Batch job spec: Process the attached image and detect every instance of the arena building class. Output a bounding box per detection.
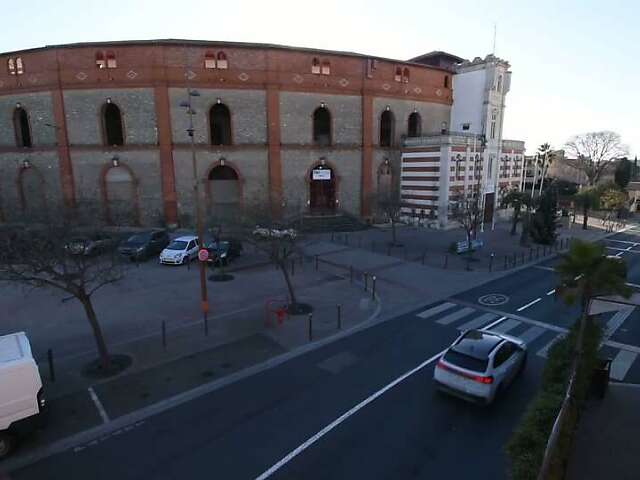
[0,39,523,228]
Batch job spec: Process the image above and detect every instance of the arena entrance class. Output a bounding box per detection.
[309,165,335,214]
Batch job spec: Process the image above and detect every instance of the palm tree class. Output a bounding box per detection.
[502,190,530,236]
[537,143,555,196]
[557,240,630,333]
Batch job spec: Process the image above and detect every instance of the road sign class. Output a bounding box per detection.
[198,248,209,262]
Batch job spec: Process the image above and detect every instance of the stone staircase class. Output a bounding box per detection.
[289,213,369,233]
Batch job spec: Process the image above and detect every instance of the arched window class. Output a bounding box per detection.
[321,60,331,75]
[379,110,395,147]
[313,106,331,146]
[402,67,410,83]
[103,102,124,146]
[407,112,421,137]
[496,75,503,92]
[394,67,402,82]
[217,52,228,69]
[7,58,16,75]
[377,161,392,196]
[14,107,32,148]
[444,75,449,88]
[210,104,232,145]
[106,51,117,69]
[96,52,106,69]
[205,51,216,69]
[311,58,321,74]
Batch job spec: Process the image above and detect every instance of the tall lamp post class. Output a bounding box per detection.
[180,89,209,328]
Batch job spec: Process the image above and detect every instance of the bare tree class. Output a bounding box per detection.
[565,131,629,186]
[450,185,482,251]
[372,189,405,247]
[0,213,128,371]
[228,204,307,313]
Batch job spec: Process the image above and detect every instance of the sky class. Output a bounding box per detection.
[3,0,639,156]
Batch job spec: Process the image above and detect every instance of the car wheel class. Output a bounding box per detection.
[0,431,16,459]
[181,256,188,265]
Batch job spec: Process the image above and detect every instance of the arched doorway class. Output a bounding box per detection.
[208,165,240,219]
[105,166,138,225]
[309,164,336,214]
[19,167,47,221]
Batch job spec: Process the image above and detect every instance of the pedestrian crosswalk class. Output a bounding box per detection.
[414,300,640,383]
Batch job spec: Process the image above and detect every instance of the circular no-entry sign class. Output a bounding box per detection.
[198,248,209,262]
[478,293,509,306]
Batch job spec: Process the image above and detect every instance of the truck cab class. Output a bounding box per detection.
[0,332,46,458]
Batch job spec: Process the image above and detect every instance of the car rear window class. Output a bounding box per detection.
[443,350,488,373]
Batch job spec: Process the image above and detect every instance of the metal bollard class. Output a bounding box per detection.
[536,246,540,259]
[337,304,342,330]
[331,232,335,241]
[529,248,533,261]
[521,252,525,264]
[315,255,319,271]
[47,348,55,382]
[543,245,547,256]
[504,256,508,269]
[489,253,494,272]
[512,252,517,267]
[350,265,354,284]
[308,313,313,342]
[162,321,167,349]
[444,255,449,269]
[364,272,369,292]
[372,275,377,300]
[204,313,209,337]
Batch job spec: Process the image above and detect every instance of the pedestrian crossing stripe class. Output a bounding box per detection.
[415,301,640,381]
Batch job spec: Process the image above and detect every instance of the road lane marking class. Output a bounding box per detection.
[519,326,546,344]
[88,387,110,424]
[610,350,638,381]
[416,302,456,319]
[546,289,556,296]
[533,266,556,272]
[537,334,565,358]
[436,307,475,325]
[457,313,498,331]
[604,307,635,340]
[626,282,640,289]
[489,318,520,334]
[606,239,640,245]
[517,298,542,312]
[254,314,507,480]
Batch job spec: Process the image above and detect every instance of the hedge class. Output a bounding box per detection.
[506,317,602,480]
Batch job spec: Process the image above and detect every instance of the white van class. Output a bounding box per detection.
[0,332,46,458]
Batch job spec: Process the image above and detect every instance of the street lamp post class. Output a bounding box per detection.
[180,89,209,328]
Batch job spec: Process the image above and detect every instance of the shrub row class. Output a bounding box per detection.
[506,317,602,480]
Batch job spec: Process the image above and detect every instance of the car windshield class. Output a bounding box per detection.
[444,350,489,373]
[127,234,151,244]
[166,240,188,251]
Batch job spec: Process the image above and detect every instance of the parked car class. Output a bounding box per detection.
[159,236,200,265]
[118,229,170,261]
[205,238,243,266]
[253,226,297,241]
[65,233,116,256]
[1,332,47,459]
[434,329,527,405]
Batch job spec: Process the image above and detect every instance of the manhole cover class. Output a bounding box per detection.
[478,294,509,306]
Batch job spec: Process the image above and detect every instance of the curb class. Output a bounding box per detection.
[1,283,383,474]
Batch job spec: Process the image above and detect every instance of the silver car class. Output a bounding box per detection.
[434,329,527,405]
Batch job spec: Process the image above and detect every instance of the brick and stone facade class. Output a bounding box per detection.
[0,40,454,226]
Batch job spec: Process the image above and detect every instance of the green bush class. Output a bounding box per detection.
[506,318,602,479]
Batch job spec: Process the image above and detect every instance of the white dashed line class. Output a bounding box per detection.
[546,289,555,296]
[88,387,110,424]
[517,298,542,312]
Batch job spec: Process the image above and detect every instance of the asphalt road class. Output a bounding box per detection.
[8,228,640,480]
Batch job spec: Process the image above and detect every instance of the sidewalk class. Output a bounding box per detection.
[566,383,640,480]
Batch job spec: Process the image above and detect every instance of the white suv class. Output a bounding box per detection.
[159,236,199,265]
[434,329,527,405]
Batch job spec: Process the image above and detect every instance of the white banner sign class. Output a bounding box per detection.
[312,169,331,180]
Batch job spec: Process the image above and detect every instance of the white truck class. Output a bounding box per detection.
[0,332,46,458]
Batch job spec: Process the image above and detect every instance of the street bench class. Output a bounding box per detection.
[455,239,483,254]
